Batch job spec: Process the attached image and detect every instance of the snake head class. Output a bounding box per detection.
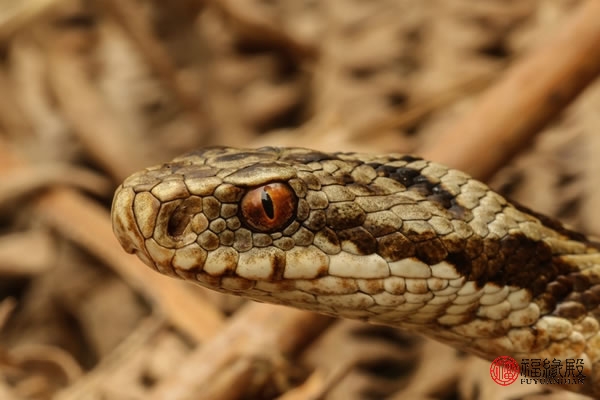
[112,146,459,315]
[112,147,307,282]
[111,146,584,328]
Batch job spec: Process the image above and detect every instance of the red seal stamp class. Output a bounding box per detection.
[490,356,520,386]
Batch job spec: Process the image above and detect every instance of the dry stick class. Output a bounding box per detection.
[0,140,224,343]
[355,72,496,141]
[0,0,56,40]
[55,316,166,400]
[0,297,17,331]
[102,0,207,123]
[46,49,149,182]
[149,302,332,400]
[0,163,112,207]
[0,381,25,400]
[0,231,54,277]
[388,341,463,400]
[276,364,354,400]
[0,68,34,139]
[212,0,318,62]
[421,0,600,181]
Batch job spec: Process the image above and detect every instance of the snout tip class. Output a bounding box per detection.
[111,185,145,255]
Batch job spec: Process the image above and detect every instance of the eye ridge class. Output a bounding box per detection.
[240,182,297,233]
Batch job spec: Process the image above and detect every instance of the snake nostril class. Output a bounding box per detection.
[167,197,204,238]
[167,210,189,238]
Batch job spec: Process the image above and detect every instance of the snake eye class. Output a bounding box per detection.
[240,183,297,232]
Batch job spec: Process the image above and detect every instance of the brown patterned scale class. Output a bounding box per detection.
[111,146,600,396]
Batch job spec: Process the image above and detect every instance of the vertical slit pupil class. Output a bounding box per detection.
[261,189,275,219]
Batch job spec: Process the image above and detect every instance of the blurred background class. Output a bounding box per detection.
[1,0,600,399]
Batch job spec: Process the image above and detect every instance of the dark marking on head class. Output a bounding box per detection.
[438,233,594,313]
[403,228,437,243]
[338,173,355,184]
[319,227,340,248]
[282,150,341,164]
[429,186,454,208]
[558,276,600,315]
[304,210,327,231]
[581,285,600,310]
[489,234,556,293]
[366,163,467,218]
[161,161,189,174]
[510,200,600,249]
[214,151,274,163]
[182,167,218,179]
[347,182,388,196]
[554,301,587,320]
[377,232,415,261]
[414,238,448,265]
[363,216,400,237]
[348,227,591,319]
[326,203,366,230]
[397,155,423,163]
[338,227,378,255]
[570,273,592,292]
[439,234,465,254]
[538,274,578,313]
[546,279,571,300]
[271,252,287,281]
[369,164,420,187]
[398,168,434,189]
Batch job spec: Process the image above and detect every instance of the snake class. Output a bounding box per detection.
[111,146,600,396]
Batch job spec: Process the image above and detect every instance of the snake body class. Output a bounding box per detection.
[111,147,600,396]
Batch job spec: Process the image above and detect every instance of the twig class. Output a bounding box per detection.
[0,163,112,207]
[0,0,57,41]
[46,48,150,182]
[102,0,207,125]
[211,0,318,61]
[55,315,165,400]
[422,0,600,180]
[149,302,332,400]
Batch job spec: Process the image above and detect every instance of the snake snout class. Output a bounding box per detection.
[111,185,148,256]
